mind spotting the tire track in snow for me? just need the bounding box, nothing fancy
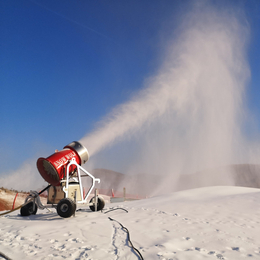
[110,222,120,260]
[110,219,139,259]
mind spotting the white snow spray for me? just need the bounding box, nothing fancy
[1,3,258,194]
[80,4,254,195]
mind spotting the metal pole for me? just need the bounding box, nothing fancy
[123,187,126,201]
[74,190,77,217]
[94,188,97,212]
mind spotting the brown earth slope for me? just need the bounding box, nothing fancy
[0,197,11,211]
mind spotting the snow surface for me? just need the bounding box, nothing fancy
[0,186,260,260]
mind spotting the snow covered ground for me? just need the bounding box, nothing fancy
[0,186,260,260]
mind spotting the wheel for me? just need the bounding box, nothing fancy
[20,201,38,216]
[89,196,105,211]
[57,198,76,218]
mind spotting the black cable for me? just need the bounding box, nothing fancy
[108,216,144,260]
[0,251,12,260]
[38,184,52,195]
[104,208,128,214]
[0,184,52,217]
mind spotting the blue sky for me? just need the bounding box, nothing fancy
[1,0,260,176]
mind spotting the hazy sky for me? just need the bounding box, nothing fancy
[1,0,260,177]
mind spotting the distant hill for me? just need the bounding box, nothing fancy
[177,164,260,191]
[90,164,260,196]
[1,164,259,211]
[90,169,163,198]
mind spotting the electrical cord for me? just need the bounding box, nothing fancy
[0,191,144,259]
[0,184,51,217]
[103,207,128,214]
[0,200,32,217]
[108,216,144,260]
[0,251,12,260]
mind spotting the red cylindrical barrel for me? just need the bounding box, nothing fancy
[37,141,89,186]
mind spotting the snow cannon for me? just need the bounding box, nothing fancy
[37,141,89,186]
[20,141,105,218]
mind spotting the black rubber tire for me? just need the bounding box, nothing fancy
[57,198,76,218]
[20,202,38,216]
[89,196,105,211]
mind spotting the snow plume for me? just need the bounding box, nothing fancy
[0,4,252,193]
[0,158,45,192]
[80,4,251,194]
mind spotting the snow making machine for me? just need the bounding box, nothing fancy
[20,141,105,218]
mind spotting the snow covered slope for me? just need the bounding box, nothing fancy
[0,186,260,259]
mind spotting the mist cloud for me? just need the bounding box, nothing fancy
[80,4,254,194]
[1,3,258,194]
